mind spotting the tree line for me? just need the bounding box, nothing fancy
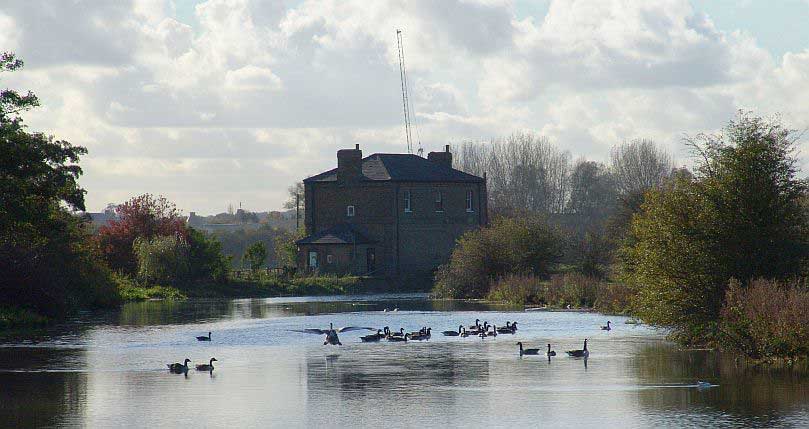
[439,114,809,360]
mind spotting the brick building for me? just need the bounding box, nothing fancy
[296,144,487,278]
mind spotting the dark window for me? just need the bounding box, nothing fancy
[466,189,474,212]
[346,205,355,217]
[404,190,412,212]
[435,190,443,212]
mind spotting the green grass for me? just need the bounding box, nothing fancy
[113,273,186,301]
[195,273,363,298]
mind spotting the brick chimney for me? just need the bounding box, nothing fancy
[337,144,363,184]
[428,144,452,169]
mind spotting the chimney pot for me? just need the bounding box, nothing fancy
[445,144,450,152]
[355,143,360,150]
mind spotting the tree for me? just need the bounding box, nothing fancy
[1,52,117,316]
[243,241,267,271]
[283,181,304,230]
[133,235,190,286]
[622,113,809,343]
[97,194,187,274]
[456,133,572,214]
[566,160,617,217]
[434,215,563,299]
[610,139,672,196]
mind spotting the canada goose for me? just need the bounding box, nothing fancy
[195,358,217,371]
[196,332,211,341]
[389,328,406,338]
[443,325,464,336]
[361,330,384,342]
[601,321,612,331]
[468,319,481,330]
[546,344,556,357]
[566,339,589,358]
[387,333,410,342]
[459,327,470,337]
[497,322,514,334]
[167,358,191,373]
[510,321,518,331]
[517,342,540,356]
[480,325,497,338]
[293,322,375,345]
[411,328,432,341]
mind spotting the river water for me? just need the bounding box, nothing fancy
[1,294,807,428]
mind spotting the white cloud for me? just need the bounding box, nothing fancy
[224,65,282,91]
[2,0,808,213]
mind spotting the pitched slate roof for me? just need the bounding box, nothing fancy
[303,153,484,183]
[295,223,377,245]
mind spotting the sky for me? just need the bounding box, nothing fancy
[2,0,808,214]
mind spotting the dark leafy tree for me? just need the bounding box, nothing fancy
[243,241,268,271]
[0,53,117,316]
[623,112,809,343]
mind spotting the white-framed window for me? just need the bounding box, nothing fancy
[308,251,318,268]
[466,189,474,212]
[346,205,355,217]
[435,190,443,212]
[404,190,412,212]
[326,254,334,264]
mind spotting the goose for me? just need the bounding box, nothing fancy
[601,321,612,331]
[361,330,385,342]
[481,325,497,338]
[546,344,556,357]
[167,358,191,373]
[510,321,518,332]
[196,332,212,341]
[484,325,497,337]
[468,319,481,330]
[566,339,589,358]
[443,325,464,336]
[497,322,514,334]
[459,327,470,338]
[411,328,432,341]
[517,342,540,356]
[293,323,375,345]
[195,358,217,371]
[387,333,410,342]
[389,328,406,338]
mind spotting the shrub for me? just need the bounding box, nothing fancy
[720,278,809,360]
[486,274,544,305]
[545,273,601,307]
[433,215,563,299]
[133,234,191,286]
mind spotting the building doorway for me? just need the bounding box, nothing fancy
[366,248,375,273]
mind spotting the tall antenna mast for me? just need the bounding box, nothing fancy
[397,29,413,154]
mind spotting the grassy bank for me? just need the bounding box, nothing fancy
[485,273,634,314]
[114,271,364,301]
[0,306,49,328]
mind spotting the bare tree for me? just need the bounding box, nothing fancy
[609,139,673,196]
[456,132,571,214]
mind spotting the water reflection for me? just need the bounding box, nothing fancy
[0,296,806,427]
[633,343,809,427]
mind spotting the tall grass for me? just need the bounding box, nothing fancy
[486,273,633,313]
[720,278,809,360]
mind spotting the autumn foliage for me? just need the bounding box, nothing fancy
[97,194,187,274]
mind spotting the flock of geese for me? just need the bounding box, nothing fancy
[167,319,614,373]
[293,319,614,359]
